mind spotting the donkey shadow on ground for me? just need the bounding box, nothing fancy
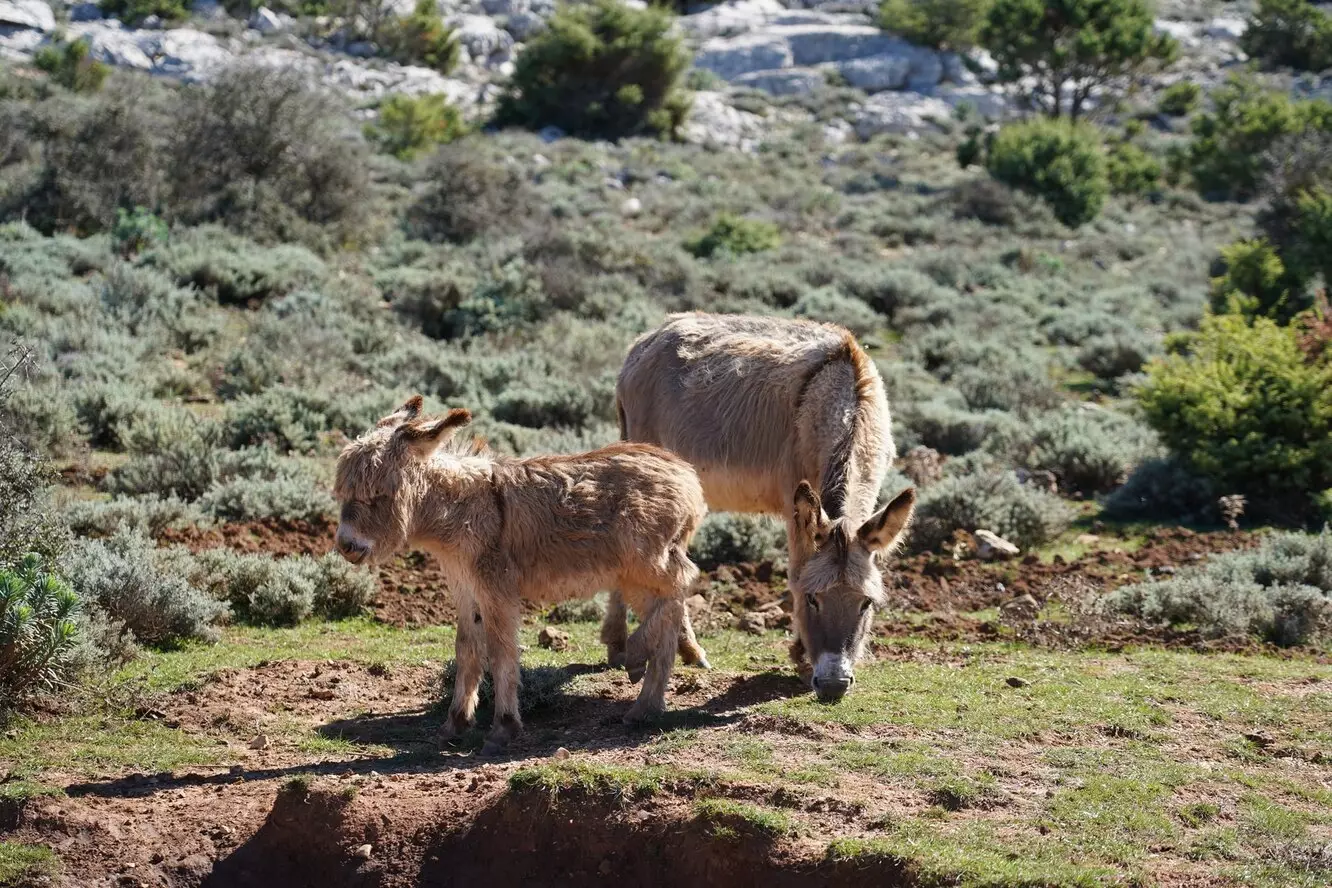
[64,660,806,802]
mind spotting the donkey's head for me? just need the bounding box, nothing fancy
[789,481,915,703]
[332,395,472,565]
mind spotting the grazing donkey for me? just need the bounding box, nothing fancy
[603,313,916,703]
[333,396,707,752]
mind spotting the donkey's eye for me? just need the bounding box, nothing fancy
[860,599,873,613]
[806,594,820,613]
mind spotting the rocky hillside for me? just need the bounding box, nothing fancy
[0,0,1307,148]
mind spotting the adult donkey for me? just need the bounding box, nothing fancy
[602,313,916,703]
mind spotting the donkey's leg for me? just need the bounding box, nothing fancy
[600,590,629,669]
[785,517,814,687]
[479,596,523,755]
[676,606,711,670]
[625,595,682,724]
[440,596,485,742]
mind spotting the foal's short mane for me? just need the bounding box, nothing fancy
[805,332,879,521]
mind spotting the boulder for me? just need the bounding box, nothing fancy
[853,91,951,138]
[248,6,284,33]
[0,0,54,32]
[448,14,513,68]
[682,89,766,150]
[935,84,1009,119]
[838,42,943,92]
[537,626,570,652]
[783,24,896,65]
[68,21,154,70]
[734,66,824,95]
[679,0,785,38]
[1153,19,1199,49]
[974,529,1020,561]
[695,33,792,79]
[504,10,544,39]
[1205,16,1246,41]
[144,28,231,80]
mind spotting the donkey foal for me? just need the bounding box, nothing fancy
[333,396,707,752]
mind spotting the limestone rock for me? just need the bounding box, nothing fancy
[0,0,54,32]
[974,529,1020,561]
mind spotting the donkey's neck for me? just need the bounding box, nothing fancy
[408,458,496,549]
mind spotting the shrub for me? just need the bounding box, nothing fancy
[64,495,207,538]
[1157,81,1200,117]
[377,0,460,73]
[689,514,786,569]
[985,119,1108,227]
[910,471,1076,552]
[1005,407,1160,496]
[98,0,188,24]
[197,473,336,523]
[494,0,691,140]
[105,408,224,500]
[1257,131,1332,289]
[1240,0,1332,73]
[1106,530,1332,646]
[1137,314,1332,514]
[407,140,542,243]
[190,549,375,625]
[33,38,109,94]
[1106,141,1162,197]
[1208,238,1311,323]
[224,387,338,453]
[981,0,1176,119]
[492,378,604,430]
[685,214,782,259]
[365,94,466,160]
[791,287,883,337]
[0,348,67,568]
[109,206,168,257]
[902,400,1020,455]
[167,66,372,243]
[1099,456,1219,523]
[1077,328,1156,381]
[63,532,226,648]
[140,226,327,305]
[879,0,990,50]
[0,554,81,711]
[1185,77,1332,201]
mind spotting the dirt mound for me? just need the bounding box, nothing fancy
[208,784,904,888]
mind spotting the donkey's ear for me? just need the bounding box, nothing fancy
[858,486,916,554]
[376,394,426,428]
[793,481,831,546]
[397,408,471,458]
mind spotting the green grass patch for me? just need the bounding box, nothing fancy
[694,798,795,838]
[0,716,221,776]
[0,843,58,885]
[508,761,669,802]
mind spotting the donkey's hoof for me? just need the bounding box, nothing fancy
[623,702,664,725]
[606,647,627,669]
[625,662,647,685]
[479,739,508,757]
[694,654,713,670]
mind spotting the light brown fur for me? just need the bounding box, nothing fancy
[607,313,915,701]
[333,396,708,751]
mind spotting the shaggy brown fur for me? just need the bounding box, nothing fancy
[333,396,708,751]
[606,313,915,702]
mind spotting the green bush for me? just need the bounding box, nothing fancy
[197,471,335,523]
[981,0,1176,119]
[109,206,168,257]
[365,94,466,160]
[0,350,67,568]
[879,0,990,50]
[64,495,207,539]
[140,226,327,305]
[1006,407,1160,496]
[689,514,786,569]
[685,214,782,258]
[63,531,226,648]
[492,378,604,430]
[1107,530,1332,646]
[1208,238,1311,323]
[910,470,1076,552]
[1137,314,1332,513]
[494,0,691,140]
[1100,456,1219,524]
[34,38,109,94]
[902,400,1020,455]
[191,550,375,625]
[1240,0,1332,73]
[1185,77,1332,201]
[0,554,81,711]
[984,119,1108,227]
[377,0,460,73]
[1157,81,1200,117]
[98,0,188,24]
[1106,141,1162,197]
[791,287,883,337]
[1257,132,1332,290]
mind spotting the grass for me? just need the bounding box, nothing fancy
[0,843,58,886]
[694,798,795,838]
[508,760,670,801]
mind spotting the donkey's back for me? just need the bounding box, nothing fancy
[617,312,887,515]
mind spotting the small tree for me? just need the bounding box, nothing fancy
[1241,0,1332,73]
[981,0,1177,119]
[376,0,460,74]
[33,38,109,94]
[495,0,691,140]
[879,0,991,50]
[984,118,1108,226]
[366,94,466,160]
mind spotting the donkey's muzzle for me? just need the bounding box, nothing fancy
[813,675,853,704]
[336,535,369,564]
